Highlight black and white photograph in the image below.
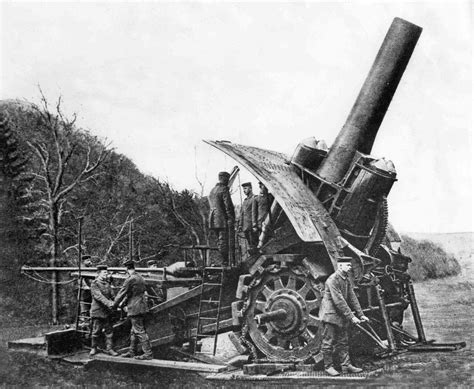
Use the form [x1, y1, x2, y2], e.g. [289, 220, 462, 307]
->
[0, 1, 471, 388]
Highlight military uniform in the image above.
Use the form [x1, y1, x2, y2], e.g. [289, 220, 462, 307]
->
[239, 193, 258, 249]
[208, 180, 235, 264]
[113, 270, 152, 359]
[252, 192, 273, 233]
[90, 276, 116, 354]
[319, 269, 364, 370]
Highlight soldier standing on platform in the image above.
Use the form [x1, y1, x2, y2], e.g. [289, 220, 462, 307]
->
[113, 260, 153, 360]
[319, 258, 369, 376]
[89, 265, 119, 357]
[238, 182, 258, 252]
[252, 182, 273, 245]
[208, 171, 235, 265]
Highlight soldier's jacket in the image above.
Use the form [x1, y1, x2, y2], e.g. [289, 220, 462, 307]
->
[319, 270, 364, 327]
[208, 183, 235, 230]
[90, 278, 115, 318]
[113, 273, 148, 316]
[238, 195, 255, 232]
[252, 193, 273, 229]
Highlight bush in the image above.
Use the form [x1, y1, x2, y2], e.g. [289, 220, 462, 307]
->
[401, 235, 461, 281]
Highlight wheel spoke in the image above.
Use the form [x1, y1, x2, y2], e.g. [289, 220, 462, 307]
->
[255, 300, 266, 312]
[274, 278, 284, 290]
[302, 328, 314, 341]
[306, 299, 319, 312]
[264, 326, 274, 341]
[262, 285, 273, 299]
[290, 337, 301, 349]
[277, 337, 288, 348]
[297, 282, 311, 298]
[286, 275, 296, 290]
[307, 314, 320, 327]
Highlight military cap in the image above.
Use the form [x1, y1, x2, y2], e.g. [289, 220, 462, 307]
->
[123, 259, 135, 269]
[96, 264, 108, 271]
[241, 182, 252, 188]
[337, 257, 353, 263]
[218, 171, 230, 179]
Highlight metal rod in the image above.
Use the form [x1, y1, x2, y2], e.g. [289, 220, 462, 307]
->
[255, 309, 287, 325]
[362, 301, 405, 313]
[22, 266, 166, 272]
[374, 284, 396, 351]
[407, 280, 427, 343]
[75, 217, 83, 330]
[129, 220, 133, 263]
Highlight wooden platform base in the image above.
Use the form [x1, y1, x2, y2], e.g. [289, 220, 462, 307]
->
[91, 354, 227, 373]
[207, 368, 382, 382]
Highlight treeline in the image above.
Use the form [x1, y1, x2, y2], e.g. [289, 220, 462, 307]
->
[0, 97, 210, 324]
[401, 235, 461, 281]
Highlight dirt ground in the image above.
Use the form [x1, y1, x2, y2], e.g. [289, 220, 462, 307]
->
[1, 233, 472, 388]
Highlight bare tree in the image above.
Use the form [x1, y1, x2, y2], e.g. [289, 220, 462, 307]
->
[27, 90, 110, 324]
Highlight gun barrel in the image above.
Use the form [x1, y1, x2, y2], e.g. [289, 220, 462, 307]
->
[317, 18, 422, 183]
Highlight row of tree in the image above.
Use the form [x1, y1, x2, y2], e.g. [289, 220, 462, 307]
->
[0, 94, 210, 324]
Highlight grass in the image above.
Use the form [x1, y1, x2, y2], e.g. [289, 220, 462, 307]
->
[401, 235, 462, 282]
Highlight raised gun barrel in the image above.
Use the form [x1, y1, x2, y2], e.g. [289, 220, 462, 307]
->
[316, 18, 422, 183]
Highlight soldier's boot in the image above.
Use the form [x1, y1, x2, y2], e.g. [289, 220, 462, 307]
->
[121, 334, 138, 358]
[325, 366, 340, 376]
[341, 364, 363, 374]
[89, 337, 99, 357]
[105, 334, 119, 356]
[134, 335, 153, 360]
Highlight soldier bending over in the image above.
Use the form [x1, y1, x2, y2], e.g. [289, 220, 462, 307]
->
[319, 258, 369, 376]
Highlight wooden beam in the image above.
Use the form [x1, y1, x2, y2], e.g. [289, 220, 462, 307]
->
[93, 355, 227, 373]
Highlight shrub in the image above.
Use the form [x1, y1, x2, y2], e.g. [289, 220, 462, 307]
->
[401, 235, 461, 281]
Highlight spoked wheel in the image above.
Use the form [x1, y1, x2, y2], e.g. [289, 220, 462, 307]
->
[243, 260, 324, 361]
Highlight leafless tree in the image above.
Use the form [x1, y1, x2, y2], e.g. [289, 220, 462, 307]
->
[27, 90, 110, 324]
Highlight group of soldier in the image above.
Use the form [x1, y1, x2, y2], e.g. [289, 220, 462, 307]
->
[89, 260, 153, 360]
[208, 171, 273, 264]
[88, 171, 370, 375]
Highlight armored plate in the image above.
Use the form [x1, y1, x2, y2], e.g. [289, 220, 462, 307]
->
[204, 141, 345, 262]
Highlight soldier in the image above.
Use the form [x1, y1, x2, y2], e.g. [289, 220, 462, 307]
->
[208, 171, 235, 265]
[238, 182, 258, 252]
[89, 265, 119, 357]
[319, 258, 369, 376]
[252, 182, 274, 245]
[113, 260, 153, 360]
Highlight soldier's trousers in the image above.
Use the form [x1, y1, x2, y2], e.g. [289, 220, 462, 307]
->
[244, 230, 259, 250]
[321, 322, 351, 369]
[130, 315, 152, 357]
[91, 317, 113, 347]
[212, 227, 235, 265]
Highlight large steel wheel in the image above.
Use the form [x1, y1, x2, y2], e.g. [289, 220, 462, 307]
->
[243, 262, 323, 361]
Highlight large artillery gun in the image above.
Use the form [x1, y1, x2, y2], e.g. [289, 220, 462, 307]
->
[16, 17, 465, 373]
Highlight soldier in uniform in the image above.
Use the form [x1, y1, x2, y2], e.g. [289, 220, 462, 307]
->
[208, 171, 235, 265]
[319, 258, 369, 376]
[89, 264, 119, 357]
[113, 260, 153, 360]
[238, 182, 258, 252]
[252, 182, 273, 244]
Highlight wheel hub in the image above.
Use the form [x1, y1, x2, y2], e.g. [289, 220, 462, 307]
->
[243, 264, 324, 361]
[266, 289, 306, 336]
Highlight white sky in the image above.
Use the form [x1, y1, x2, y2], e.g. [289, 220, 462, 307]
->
[0, 1, 472, 233]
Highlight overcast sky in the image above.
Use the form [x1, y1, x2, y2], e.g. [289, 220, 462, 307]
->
[0, 1, 472, 233]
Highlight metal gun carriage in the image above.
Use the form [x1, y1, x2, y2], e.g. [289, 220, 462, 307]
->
[17, 17, 465, 376]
